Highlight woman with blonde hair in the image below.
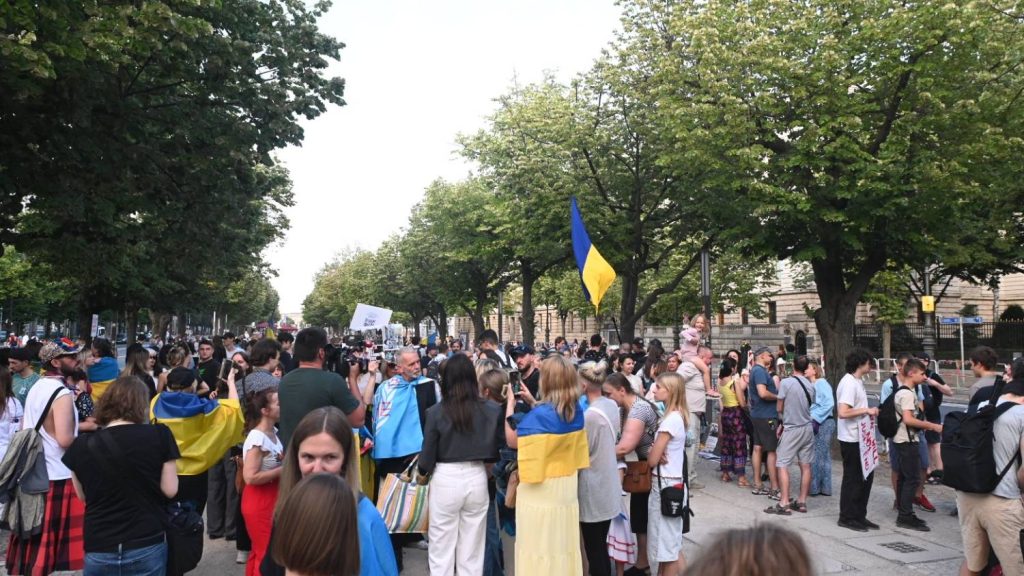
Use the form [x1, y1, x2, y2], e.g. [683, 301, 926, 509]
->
[504, 355, 589, 575]
[646, 372, 691, 576]
[685, 524, 812, 576]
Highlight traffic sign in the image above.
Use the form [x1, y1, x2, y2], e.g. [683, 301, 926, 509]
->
[940, 316, 984, 324]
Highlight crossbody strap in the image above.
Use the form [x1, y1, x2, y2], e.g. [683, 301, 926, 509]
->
[32, 387, 64, 434]
[794, 376, 813, 410]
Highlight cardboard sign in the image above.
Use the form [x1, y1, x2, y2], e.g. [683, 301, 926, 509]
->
[350, 304, 393, 331]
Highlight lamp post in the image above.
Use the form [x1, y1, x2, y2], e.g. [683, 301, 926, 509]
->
[921, 268, 936, 358]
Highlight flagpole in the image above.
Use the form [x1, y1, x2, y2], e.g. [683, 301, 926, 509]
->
[610, 316, 623, 346]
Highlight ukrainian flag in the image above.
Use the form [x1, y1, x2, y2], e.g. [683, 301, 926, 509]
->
[571, 197, 616, 312]
[88, 356, 120, 400]
[516, 403, 589, 483]
[151, 393, 245, 475]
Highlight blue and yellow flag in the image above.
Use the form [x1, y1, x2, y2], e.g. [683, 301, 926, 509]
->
[87, 356, 120, 401]
[516, 403, 589, 484]
[151, 393, 245, 475]
[571, 197, 616, 312]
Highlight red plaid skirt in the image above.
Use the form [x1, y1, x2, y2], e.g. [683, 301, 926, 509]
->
[6, 479, 85, 576]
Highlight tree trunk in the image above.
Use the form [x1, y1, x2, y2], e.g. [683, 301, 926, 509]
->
[411, 316, 422, 341]
[618, 274, 640, 343]
[882, 323, 892, 360]
[77, 305, 93, 344]
[125, 307, 138, 344]
[560, 312, 568, 340]
[520, 265, 537, 347]
[472, 301, 486, 341]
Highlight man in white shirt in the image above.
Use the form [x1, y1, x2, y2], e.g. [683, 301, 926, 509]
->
[836, 349, 880, 532]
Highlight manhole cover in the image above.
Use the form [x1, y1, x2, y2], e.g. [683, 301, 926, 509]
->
[880, 542, 926, 554]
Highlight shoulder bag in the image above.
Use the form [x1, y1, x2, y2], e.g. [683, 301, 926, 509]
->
[622, 398, 659, 494]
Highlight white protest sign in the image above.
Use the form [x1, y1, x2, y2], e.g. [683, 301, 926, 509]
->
[859, 416, 879, 480]
[350, 304, 393, 331]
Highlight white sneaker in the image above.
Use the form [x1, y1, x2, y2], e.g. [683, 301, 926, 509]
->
[236, 551, 250, 564]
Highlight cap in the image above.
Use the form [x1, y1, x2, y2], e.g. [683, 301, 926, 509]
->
[914, 351, 931, 362]
[38, 338, 81, 365]
[9, 347, 35, 362]
[754, 346, 772, 357]
[166, 367, 197, 390]
[511, 345, 535, 358]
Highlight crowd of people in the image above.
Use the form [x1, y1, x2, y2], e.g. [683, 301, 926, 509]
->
[0, 319, 1020, 576]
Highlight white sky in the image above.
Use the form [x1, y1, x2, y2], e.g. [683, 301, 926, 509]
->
[268, 0, 622, 312]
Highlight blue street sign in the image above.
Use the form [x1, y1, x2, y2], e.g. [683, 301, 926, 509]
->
[940, 316, 984, 325]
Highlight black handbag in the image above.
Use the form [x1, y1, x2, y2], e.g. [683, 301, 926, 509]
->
[657, 464, 687, 518]
[93, 432, 204, 575]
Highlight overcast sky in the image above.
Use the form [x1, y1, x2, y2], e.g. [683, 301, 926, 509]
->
[267, 0, 622, 313]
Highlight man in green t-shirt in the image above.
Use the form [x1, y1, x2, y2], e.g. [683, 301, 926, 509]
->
[9, 347, 40, 406]
[278, 327, 365, 447]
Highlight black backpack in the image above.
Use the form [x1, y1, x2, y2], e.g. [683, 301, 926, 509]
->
[941, 377, 1022, 493]
[877, 378, 910, 439]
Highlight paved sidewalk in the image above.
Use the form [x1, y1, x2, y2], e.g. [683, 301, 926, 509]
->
[682, 453, 965, 575]
[192, 453, 964, 576]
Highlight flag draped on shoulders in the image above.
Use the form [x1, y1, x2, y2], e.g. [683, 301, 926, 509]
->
[373, 376, 424, 460]
[87, 356, 119, 400]
[516, 403, 589, 484]
[151, 393, 244, 475]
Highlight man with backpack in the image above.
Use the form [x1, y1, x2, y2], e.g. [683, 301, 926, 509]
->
[764, 355, 816, 516]
[881, 353, 936, 513]
[884, 358, 942, 531]
[953, 361, 1024, 575]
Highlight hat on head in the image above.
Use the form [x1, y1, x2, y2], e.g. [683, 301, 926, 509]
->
[38, 338, 81, 365]
[914, 351, 931, 362]
[512, 345, 535, 358]
[754, 346, 772, 357]
[9, 347, 35, 362]
[166, 367, 197, 390]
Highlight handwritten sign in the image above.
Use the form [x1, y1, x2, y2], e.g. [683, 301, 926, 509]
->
[350, 304, 393, 331]
[858, 416, 879, 480]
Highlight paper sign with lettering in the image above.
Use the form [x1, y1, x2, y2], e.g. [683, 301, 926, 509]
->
[349, 304, 393, 331]
[859, 416, 879, 480]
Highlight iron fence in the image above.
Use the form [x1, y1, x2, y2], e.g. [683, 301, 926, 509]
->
[853, 321, 1024, 362]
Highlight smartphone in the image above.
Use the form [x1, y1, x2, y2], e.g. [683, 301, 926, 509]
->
[218, 361, 231, 382]
[509, 369, 522, 394]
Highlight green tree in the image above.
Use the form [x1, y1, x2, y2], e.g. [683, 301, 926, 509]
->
[459, 78, 578, 346]
[635, 0, 1024, 382]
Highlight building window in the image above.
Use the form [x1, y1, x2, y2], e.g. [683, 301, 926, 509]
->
[741, 308, 749, 325]
[768, 301, 778, 324]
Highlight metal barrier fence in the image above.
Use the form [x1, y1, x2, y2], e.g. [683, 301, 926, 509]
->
[853, 321, 1024, 363]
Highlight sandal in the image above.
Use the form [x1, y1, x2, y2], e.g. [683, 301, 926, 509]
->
[764, 503, 791, 515]
[751, 485, 770, 496]
[720, 473, 732, 483]
[768, 489, 782, 501]
[790, 500, 808, 513]
[737, 478, 751, 488]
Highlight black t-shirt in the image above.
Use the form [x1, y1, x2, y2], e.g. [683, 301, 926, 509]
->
[197, 359, 222, 394]
[62, 424, 180, 551]
[522, 368, 540, 399]
[279, 351, 295, 374]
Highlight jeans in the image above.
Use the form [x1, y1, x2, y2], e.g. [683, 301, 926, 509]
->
[483, 489, 504, 576]
[84, 541, 167, 576]
[810, 418, 835, 496]
[895, 442, 921, 521]
[839, 440, 874, 523]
